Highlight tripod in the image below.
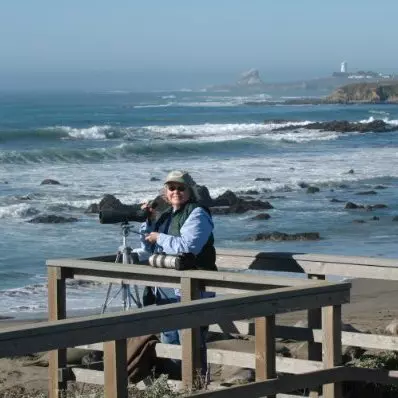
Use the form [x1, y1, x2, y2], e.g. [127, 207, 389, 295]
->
[102, 222, 143, 313]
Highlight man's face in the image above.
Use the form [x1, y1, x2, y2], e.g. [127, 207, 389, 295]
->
[166, 182, 190, 209]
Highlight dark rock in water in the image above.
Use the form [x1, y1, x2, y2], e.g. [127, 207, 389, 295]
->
[232, 200, 273, 213]
[307, 186, 320, 194]
[353, 219, 366, 224]
[254, 177, 271, 182]
[242, 189, 259, 195]
[347, 169, 355, 174]
[298, 182, 309, 188]
[212, 200, 273, 215]
[276, 119, 397, 133]
[248, 231, 320, 241]
[251, 213, 271, 220]
[374, 185, 387, 189]
[366, 204, 388, 210]
[195, 185, 213, 207]
[266, 195, 286, 199]
[40, 179, 61, 185]
[99, 194, 124, 210]
[370, 216, 380, 221]
[239, 196, 255, 201]
[85, 203, 100, 214]
[150, 177, 160, 181]
[355, 191, 377, 195]
[209, 206, 232, 215]
[345, 202, 387, 211]
[330, 198, 345, 203]
[339, 184, 349, 189]
[392, 216, 398, 221]
[345, 202, 363, 209]
[28, 215, 78, 223]
[19, 195, 32, 201]
[212, 190, 239, 206]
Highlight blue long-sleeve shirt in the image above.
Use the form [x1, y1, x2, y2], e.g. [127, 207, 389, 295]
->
[134, 207, 214, 261]
[133, 206, 215, 298]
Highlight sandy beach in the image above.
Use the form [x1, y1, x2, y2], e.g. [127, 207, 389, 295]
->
[0, 278, 397, 396]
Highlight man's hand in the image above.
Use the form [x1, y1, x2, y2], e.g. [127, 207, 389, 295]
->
[145, 232, 159, 244]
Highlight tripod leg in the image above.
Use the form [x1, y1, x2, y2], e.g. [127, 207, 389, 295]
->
[102, 283, 113, 314]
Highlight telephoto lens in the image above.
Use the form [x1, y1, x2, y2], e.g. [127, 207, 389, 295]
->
[99, 201, 158, 224]
[148, 253, 197, 271]
[99, 206, 148, 224]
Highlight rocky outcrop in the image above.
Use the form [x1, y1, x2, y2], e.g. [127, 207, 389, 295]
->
[28, 215, 78, 223]
[275, 119, 398, 133]
[236, 69, 265, 87]
[40, 179, 61, 185]
[248, 232, 320, 241]
[327, 81, 398, 103]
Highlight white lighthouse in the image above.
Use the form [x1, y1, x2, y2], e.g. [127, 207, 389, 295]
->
[341, 61, 347, 73]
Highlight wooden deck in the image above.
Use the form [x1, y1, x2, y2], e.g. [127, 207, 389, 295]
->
[1, 249, 398, 397]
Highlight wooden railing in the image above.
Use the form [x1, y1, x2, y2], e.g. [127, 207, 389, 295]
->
[1, 249, 398, 398]
[45, 251, 398, 397]
[0, 261, 350, 398]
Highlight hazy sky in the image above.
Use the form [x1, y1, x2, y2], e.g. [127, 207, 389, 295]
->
[1, 0, 398, 90]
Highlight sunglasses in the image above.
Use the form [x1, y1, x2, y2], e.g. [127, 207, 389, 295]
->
[167, 185, 186, 192]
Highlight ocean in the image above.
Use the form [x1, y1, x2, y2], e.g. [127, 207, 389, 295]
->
[1, 90, 398, 319]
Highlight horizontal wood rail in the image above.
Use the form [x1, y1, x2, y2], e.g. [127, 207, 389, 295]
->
[0, 283, 349, 358]
[214, 249, 398, 280]
[207, 321, 398, 351]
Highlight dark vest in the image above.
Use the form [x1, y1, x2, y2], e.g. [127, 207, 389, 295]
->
[154, 202, 217, 271]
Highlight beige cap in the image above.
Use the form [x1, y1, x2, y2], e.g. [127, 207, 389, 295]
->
[164, 170, 196, 187]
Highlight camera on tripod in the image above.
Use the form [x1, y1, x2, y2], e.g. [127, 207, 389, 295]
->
[99, 201, 158, 224]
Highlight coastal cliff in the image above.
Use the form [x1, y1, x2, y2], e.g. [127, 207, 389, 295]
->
[244, 81, 398, 105]
[327, 81, 398, 103]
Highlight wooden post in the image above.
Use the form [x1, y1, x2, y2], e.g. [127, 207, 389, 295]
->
[308, 274, 325, 398]
[255, 315, 276, 398]
[104, 339, 128, 398]
[181, 277, 202, 390]
[48, 266, 67, 398]
[322, 305, 342, 398]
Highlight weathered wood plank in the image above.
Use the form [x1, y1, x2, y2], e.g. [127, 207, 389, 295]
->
[71, 364, 398, 390]
[0, 283, 350, 359]
[191, 367, 348, 398]
[215, 248, 398, 268]
[155, 343, 323, 374]
[322, 305, 342, 398]
[48, 267, 67, 398]
[49, 258, 324, 287]
[255, 315, 276, 396]
[103, 339, 127, 398]
[308, 274, 324, 398]
[348, 367, 398, 385]
[79, 250, 398, 280]
[181, 277, 202, 390]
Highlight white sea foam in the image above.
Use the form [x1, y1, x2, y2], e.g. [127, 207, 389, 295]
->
[369, 110, 390, 116]
[133, 102, 173, 109]
[0, 203, 38, 219]
[359, 116, 398, 125]
[56, 125, 113, 140]
[144, 121, 313, 141]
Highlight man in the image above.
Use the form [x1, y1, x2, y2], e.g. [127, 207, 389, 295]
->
[134, 170, 216, 379]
